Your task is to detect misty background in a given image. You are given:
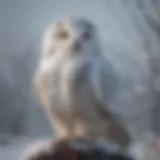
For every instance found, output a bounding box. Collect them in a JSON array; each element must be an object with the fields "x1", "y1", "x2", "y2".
[{"x1": 1, "y1": 0, "x2": 160, "y2": 159}]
